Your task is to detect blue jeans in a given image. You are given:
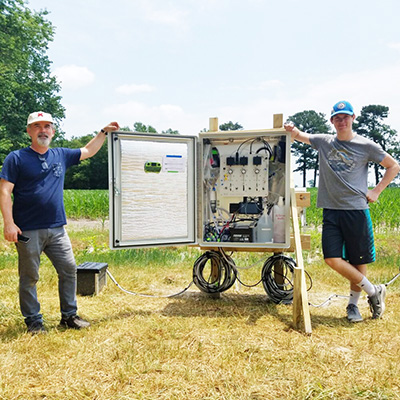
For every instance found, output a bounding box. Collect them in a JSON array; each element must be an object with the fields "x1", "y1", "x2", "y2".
[{"x1": 15, "y1": 227, "x2": 78, "y2": 326}]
